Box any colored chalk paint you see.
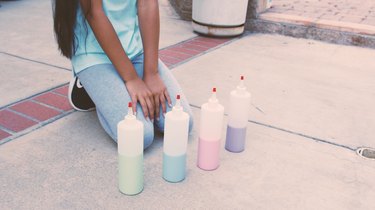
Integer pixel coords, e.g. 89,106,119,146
197,138,221,170
225,126,247,153
163,153,187,182
118,154,143,195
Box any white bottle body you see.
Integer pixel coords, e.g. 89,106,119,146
163,110,190,156
118,119,144,156
227,89,251,128
199,102,225,141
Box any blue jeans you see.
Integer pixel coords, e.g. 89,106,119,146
77,54,194,149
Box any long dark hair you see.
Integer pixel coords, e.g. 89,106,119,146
52,0,80,59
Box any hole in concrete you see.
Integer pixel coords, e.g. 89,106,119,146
357,147,375,160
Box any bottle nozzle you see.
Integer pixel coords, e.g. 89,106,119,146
172,94,183,112
175,95,181,108
239,75,245,88
235,75,247,94
127,102,134,117
209,87,218,103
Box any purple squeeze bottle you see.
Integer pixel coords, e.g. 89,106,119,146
225,76,251,153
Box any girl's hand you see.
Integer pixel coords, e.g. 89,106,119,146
126,77,155,121
144,73,172,119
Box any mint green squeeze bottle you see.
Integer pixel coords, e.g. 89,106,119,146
117,102,144,195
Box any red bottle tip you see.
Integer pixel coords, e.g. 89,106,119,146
213,87,216,92
241,75,244,80
128,102,132,107
176,95,181,100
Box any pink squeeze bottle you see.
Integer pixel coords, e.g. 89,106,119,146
197,88,225,170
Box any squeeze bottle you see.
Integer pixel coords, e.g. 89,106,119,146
163,95,190,182
117,102,144,195
225,76,251,153
197,88,224,170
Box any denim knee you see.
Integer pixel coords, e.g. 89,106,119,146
154,112,194,134
143,121,154,149
188,112,194,134
106,116,154,148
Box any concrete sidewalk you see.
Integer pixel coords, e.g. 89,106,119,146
268,0,375,25
1,0,375,209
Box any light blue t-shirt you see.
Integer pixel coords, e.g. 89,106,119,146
72,0,143,74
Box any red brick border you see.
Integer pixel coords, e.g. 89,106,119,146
0,110,38,132
0,36,233,144
159,36,232,68
10,101,62,121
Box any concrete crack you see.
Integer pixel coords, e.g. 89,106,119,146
0,52,71,72
190,103,356,152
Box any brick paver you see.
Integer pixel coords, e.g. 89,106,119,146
269,0,375,25
33,92,73,111
10,101,62,121
160,49,193,60
0,129,12,141
53,85,69,96
0,110,38,132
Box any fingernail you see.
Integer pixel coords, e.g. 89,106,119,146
163,113,166,117
156,117,160,121
168,103,172,107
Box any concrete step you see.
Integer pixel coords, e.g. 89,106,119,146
247,12,375,49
